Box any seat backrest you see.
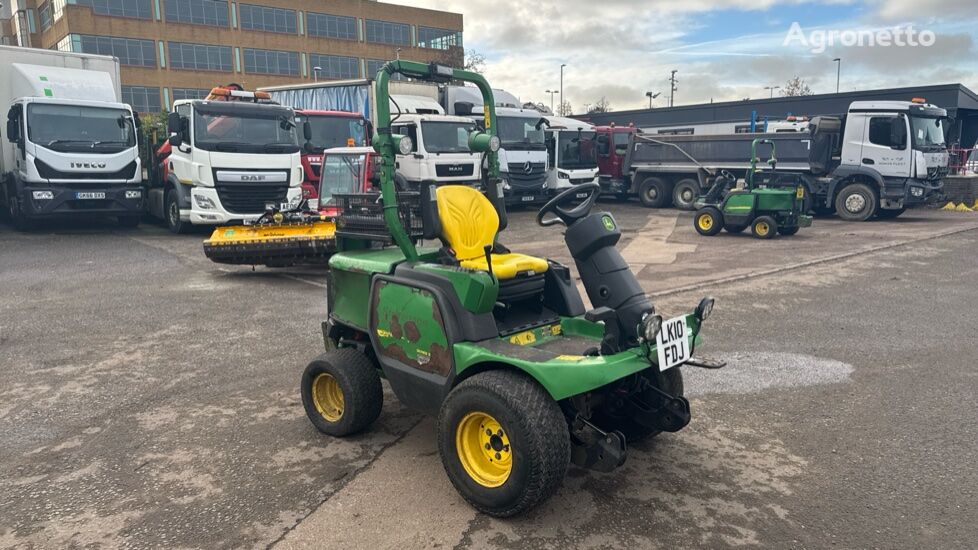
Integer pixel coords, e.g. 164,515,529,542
435,185,499,261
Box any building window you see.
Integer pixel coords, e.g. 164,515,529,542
366,59,405,81
417,27,461,50
364,20,410,46
123,86,161,113
239,3,296,34
39,3,53,31
71,34,156,67
168,42,232,71
165,0,229,27
307,12,356,40
657,128,694,135
734,125,754,134
74,0,153,19
242,48,299,76
309,54,359,80
172,88,210,102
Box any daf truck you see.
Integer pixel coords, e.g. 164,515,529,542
598,99,950,220
1,46,142,229
542,115,598,196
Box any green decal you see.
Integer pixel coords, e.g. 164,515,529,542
43,88,54,97
602,215,616,231
39,76,48,81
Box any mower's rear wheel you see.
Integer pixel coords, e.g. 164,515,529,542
301,348,383,437
591,368,685,443
751,215,777,239
438,370,569,517
694,207,723,236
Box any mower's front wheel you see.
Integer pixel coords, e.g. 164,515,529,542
438,371,569,517
301,348,383,437
694,207,724,236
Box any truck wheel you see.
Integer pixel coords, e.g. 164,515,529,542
117,215,140,228
778,225,800,236
165,190,190,234
693,207,723,236
637,177,672,208
877,208,906,219
834,183,877,221
301,348,383,437
751,215,777,239
438,370,569,517
591,368,684,442
7,196,35,231
672,179,700,211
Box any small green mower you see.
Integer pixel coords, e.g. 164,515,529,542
693,138,812,239
300,61,724,517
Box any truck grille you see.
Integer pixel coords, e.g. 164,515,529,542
927,166,948,180
435,163,475,178
309,163,321,178
215,182,290,214
506,162,547,190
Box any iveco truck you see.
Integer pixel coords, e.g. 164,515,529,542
1,46,142,229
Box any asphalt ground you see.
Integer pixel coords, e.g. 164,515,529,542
1,205,977,549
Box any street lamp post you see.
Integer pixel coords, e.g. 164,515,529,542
645,91,660,109
764,85,780,98
559,64,566,115
313,66,322,82
669,70,678,107
833,58,841,93
545,90,558,112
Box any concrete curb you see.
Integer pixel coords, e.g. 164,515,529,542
650,223,978,298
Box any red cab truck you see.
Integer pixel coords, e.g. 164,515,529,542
294,110,368,202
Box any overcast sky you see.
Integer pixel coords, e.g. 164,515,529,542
388,0,978,112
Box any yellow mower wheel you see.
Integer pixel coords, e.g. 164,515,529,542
456,412,513,488
694,207,724,236
301,349,383,437
752,215,777,239
312,373,344,422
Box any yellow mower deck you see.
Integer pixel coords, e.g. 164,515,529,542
203,219,336,267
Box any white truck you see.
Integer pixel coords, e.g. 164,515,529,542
1,46,142,229
441,86,549,204
260,79,486,190
541,115,599,196
147,87,304,233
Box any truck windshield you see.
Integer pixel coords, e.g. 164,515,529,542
27,103,135,153
298,114,366,151
319,154,363,205
910,116,946,150
194,103,299,154
557,131,598,169
421,121,476,154
497,116,546,150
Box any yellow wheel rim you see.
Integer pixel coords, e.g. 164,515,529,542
455,411,512,488
697,213,714,231
311,373,344,422
755,221,770,236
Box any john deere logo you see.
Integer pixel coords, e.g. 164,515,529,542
70,162,107,169
523,161,533,175
602,215,616,231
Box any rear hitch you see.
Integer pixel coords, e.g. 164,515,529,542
629,385,691,432
570,415,626,472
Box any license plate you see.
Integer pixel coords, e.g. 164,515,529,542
521,195,536,202
75,192,105,200
656,316,691,371
575,192,589,199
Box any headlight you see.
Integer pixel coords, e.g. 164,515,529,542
558,172,569,179
307,198,319,210
639,312,663,342
502,180,511,191
695,297,715,321
32,191,54,200
194,194,216,210
125,190,141,199
910,186,924,197
397,135,413,155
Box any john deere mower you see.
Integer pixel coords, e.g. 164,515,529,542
299,61,724,517
693,138,812,239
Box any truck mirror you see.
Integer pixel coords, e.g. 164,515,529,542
4,119,14,142
890,118,907,149
303,121,312,142
167,112,182,135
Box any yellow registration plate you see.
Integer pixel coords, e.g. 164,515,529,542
796,186,805,199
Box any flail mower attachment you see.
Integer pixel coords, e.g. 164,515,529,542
203,209,336,267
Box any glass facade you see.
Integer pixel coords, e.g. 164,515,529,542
39,2,53,31
169,42,233,72
366,59,406,81
165,0,229,27
243,48,300,76
123,86,162,113
70,34,156,67
364,20,410,46
418,27,461,49
309,54,359,80
306,12,357,40
172,88,211,102
239,3,296,34
75,0,154,19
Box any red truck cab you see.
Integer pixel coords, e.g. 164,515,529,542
594,124,637,195
296,110,368,201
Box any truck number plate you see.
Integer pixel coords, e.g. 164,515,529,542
75,192,106,200
656,316,690,371
575,192,589,199
522,195,536,202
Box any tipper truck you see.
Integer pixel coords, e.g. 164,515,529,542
1,45,142,229
599,99,950,220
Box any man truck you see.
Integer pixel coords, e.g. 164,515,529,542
1,45,142,229
597,99,950,220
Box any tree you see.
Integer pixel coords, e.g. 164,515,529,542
557,100,573,116
781,76,814,97
464,51,486,74
587,96,613,114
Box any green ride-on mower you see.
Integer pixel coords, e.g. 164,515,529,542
693,138,812,239
299,60,724,517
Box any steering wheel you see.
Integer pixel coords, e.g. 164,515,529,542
537,182,601,227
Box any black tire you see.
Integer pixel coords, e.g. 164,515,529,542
6,194,35,231
438,370,569,517
877,208,906,219
301,348,383,437
834,182,878,221
751,215,778,239
637,176,672,208
672,178,700,211
117,214,140,228
590,368,684,443
778,225,800,236
725,224,748,234
165,190,190,234
693,207,723,236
